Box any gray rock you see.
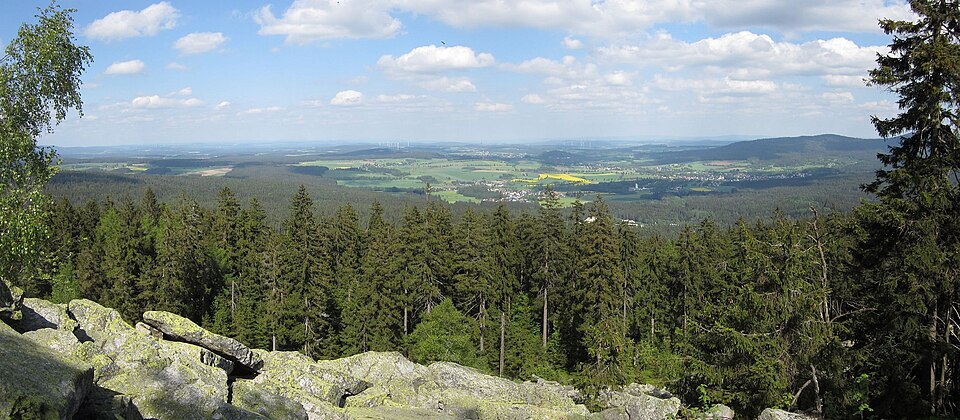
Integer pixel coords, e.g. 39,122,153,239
0,320,93,419
135,321,163,339
0,279,23,321
250,349,359,419
22,327,83,356
68,299,232,419
598,384,681,420
705,404,735,419
757,408,818,420
316,351,590,419
233,379,308,420
11,297,78,333
142,310,263,371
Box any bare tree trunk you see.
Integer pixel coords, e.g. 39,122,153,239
812,365,822,416
499,311,506,377
230,279,235,317
403,306,409,336
542,286,548,347
941,293,953,413
809,207,831,330
931,304,938,415
272,334,276,351
479,298,485,353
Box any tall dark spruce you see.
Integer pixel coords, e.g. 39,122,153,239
857,0,960,415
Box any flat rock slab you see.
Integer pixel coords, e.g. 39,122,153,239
142,310,263,371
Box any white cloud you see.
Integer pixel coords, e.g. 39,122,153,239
331,90,364,105
428,0,910,35
250,1,911,45
166,62,188,71
131,95,203,109
104,59,146,75
475,102,514,112
563,37,584,49
605,71,632,86
521,94,545,104
821,91,855,103
85,2,179,41
379,45,495,75
174,33,228,55
238,106,284,115
215,101,231,110
174,87,193,96
697,0,914,34
654,76,778,94
377,94,416,103
255,1,402,44
599,31,884,79
823,74,867,88
418,77,477,92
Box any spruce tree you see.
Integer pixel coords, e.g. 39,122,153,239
341,201,403,353
857,1,960,415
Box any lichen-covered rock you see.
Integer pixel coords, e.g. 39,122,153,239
706,404,735,419
0,320,93,419
0,279,23,321
526,376,586,404
251,349,362,419
22,327,83,356
426,362,590,419
142,310,263,371
135,321,163,339
317,352,589,419
233,378,308,420
598,384,681,420
9,297,78,333
757,408,818,420
68,299,233,419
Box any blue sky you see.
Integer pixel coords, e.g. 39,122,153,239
1,1,909,146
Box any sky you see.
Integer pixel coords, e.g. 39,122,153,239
0,1,910,146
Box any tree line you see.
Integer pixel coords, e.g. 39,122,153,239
13,183,953,417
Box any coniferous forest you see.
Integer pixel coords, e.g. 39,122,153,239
2,0,960,418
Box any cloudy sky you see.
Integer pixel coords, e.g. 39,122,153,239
1,1,909,146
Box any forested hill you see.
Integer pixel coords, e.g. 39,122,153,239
652,134,890,163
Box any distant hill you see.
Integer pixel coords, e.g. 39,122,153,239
651,134,893,163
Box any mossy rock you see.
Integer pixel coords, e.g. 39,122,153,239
10,297,77,333
142,310,262,371
0,320,93,418
233,379,307,420
250,349,359,419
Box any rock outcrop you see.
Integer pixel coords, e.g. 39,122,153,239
142,310,264,371
0,319,93,419
0,296,686,419
597,383,682,420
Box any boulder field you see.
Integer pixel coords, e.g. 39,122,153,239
0,283,813,419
